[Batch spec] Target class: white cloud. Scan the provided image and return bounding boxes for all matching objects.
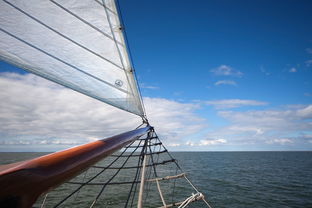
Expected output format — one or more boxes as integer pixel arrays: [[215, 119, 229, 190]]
[[210, 65, 243, 77], [305, 48, 312, 67], [296, 105, 312, 118], [0, 73, 207, 149], [185, 141, 195, 146], [204, 99, 267, 109], [260, 66, 271, 76], [302, 134, 312, 139], [305, 60, 312, 67], [0, 73, 140, 144], [214, 80, 237, 86], [199, 139, 227, 145], [1, 72, 311, 151], [218, 105, 312, 127], [140, 83, 159, 90], [304, 93, 312, 97], [289, 67, 297, 73], [266, 138, 293, 145], [167, 143, 181, 147], [297, 134, 312, 144], [227, 126, 264, 135], [144, 97, 207, 142], [185, 138, 227, 146], [208, 105, 312, 146]]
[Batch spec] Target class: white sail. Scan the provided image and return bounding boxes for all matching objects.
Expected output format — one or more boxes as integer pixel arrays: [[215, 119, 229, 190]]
[[0, 0, 144, 116]]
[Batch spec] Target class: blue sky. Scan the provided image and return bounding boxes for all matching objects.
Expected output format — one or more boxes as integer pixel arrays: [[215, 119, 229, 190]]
[[0, 0, 312, 151], [119, 0, 312, 103], [119, 0, 312, 150]]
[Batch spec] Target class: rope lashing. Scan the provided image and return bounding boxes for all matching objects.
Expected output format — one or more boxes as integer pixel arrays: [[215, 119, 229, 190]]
[[178, 192, 204, 208]]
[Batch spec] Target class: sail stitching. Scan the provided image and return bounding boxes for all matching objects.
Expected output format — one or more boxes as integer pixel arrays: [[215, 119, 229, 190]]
[[50, 0, 125, 47], [94, 0, 118, 16], [0, 51, 139, 116], [3, 0, 126, 72], [0, 27, 131, 95]]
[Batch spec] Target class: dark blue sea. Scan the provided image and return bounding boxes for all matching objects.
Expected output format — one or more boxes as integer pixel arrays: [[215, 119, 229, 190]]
[[1, 152, 311, 207]]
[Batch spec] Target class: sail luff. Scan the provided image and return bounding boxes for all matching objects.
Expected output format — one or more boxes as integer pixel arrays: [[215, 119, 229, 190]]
[[102, 0, 145, 116], [113, 0, 147, 117]]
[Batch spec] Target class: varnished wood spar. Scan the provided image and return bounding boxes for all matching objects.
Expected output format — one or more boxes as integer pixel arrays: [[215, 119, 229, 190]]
[[0, 126, 150, 208]]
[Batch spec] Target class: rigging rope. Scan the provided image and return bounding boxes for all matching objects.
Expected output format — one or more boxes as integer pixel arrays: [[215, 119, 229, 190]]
[[90, 139, 144, 207], [40, 128, 211, 208], [53, 139, 138, 207]]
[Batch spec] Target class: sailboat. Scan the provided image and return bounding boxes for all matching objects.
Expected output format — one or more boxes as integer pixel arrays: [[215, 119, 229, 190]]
[[0, 0, 212, 207]]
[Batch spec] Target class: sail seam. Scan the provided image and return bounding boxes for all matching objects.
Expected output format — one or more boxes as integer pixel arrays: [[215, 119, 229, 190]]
[[0, 27, 132, 96], [94, 0, 118, 16], [3, 0, 126, 72], [49, 0, 125, 47], [0, 54, 140, 116]]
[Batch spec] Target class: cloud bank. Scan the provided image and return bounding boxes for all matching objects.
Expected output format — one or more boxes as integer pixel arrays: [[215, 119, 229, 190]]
[[0, 73, 311, 151], [0, 73, 206, 150], [207, 105, 312, 148], [204, 99, 267, 109]]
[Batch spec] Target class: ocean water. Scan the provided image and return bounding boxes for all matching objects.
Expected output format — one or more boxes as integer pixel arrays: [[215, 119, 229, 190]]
[[174, 152, 312, 208], [1, 152, 311, 208]]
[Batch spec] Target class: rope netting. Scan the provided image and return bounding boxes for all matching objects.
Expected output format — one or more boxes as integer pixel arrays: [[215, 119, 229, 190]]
[[34, 128, 212, 208]]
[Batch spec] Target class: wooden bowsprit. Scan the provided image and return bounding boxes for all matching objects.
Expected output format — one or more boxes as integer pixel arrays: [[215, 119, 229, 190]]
[[0, 126, 150, 208]]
